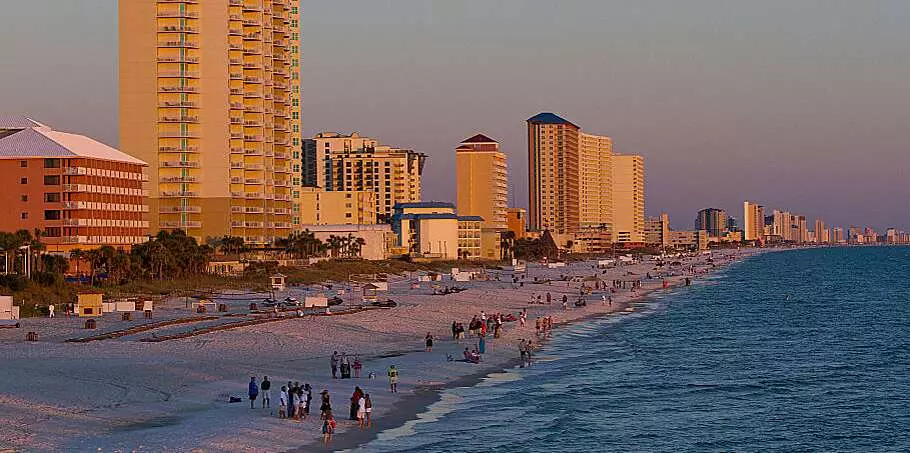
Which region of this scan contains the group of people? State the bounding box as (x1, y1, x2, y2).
(518, 338, 535, 367)
(330, 351, 363, 379)
(535, 316, 554, 336)
(279, 381, 313, 421)
(348, 386, 373, 429)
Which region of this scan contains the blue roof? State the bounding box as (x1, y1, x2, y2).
(527, 112, 577, 128)
(393, 201, 456, 209)
(394, 213, 459, 220)
(458, 216, 485, 222)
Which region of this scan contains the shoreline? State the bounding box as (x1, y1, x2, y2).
(313, 257, 751, 452)
(0, 249, 763, 452)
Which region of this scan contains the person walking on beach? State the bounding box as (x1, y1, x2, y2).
(364, 393, 373, 428)
(322, 411, 336, 446)
(546, 292, 552, 304)
(388, 365, 399, 393)
(350, 386, 364, 420)
(520, 309, 527, 327)
(331, 351, 339, 379)
(357, 392, 367, 429)
(320, 390, 332, 419)
(425, 332, 434, 352)
(260, 376, 271, 409)
(278, 386, 288, 419)
(289, 385, 300, 420)
(525, 339, 533, 367)
(519, 339, 527, 367)
(48, 304, 55, 318)
(353, 357, 363, 378)
(452, 321, 458, 340)
(304, 384, 313, 416)
(247, 377, 259, 409)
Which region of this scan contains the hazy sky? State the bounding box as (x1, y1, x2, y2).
(3, 1, 910, 230)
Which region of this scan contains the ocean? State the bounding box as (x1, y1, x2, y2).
(351, 247, 910, 452)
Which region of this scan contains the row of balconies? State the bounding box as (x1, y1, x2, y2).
(61, 184, 148, 196)
(159, 116, 199, 123)
(62, 201, 149, 212)
(158, 146, 199, 153)
(61, 219, 150, 228)
(156, 11, 199, 19)
(158, 40, 199, 48)
(161, 161, 201, 168)
(159, 71, 200, 79)
(157, 56, 199, 63)
(159, 176, 199, 183)
(160, 191, 199, 198)
(159, 85, 199, 93)
(61, 236, 150, 245)
(158, 25, 198, 34)
(161, 221, 202, 229)
(159, 206, 202, 213)
(159, 101, 198, 108)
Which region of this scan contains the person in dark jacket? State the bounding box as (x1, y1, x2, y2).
(349, 386, 364, 420)
(260, 376, 271, 408)
(248, 377, 259, 409)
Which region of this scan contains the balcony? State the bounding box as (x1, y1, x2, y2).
(159, 191, 200, 198)
(243, 32, 262, 41)
(159, 85, 199, 93)
(62, 184, 84, 192)
(161, 221, 203, 229)
(230, 147, 244, 154)
(158, 26, 199, 34)
(245, 222, 265, 228)
(158, 40, 200, 48)
(245, 207, 265, 214)
(243, 76, 262, 84)
(243, 135, 263, 141)
(244, 148, 263, 156)
(159, 131, 200, 138)
(161, 161, 201, 168)
(159, 176, 199, 183)
(231, 206, 244, 213)
(160, 206, 202, 213)
(245, 178, 263, 185)
(62, 201, 88, 210)
(230, 72, 243, 80)
(159, 145, 200, 153)
(157, 56, 199, 63)
(242, 19, 261, 27)
(159, 116, 200, 123)
(230, 162, 244, 169)
(159, 71, 200, 79)
(159, 101, 198, 108)
(156, 11, 200, 18)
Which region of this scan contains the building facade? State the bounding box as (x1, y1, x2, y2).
(0, 117, 149, 252)
(743, 201, 765, 242)
(527, 113, 580, 234)
(301, 224, 393, 261)
(307, 133, 425, 223)
(120, 0, 302, 245)
(298, 188, 376, 225)
(695, 208, 728, 238)
(579, 132, 614, 230)
(390, 202, 484, 260)
(612, 154, 645, 243)
(506, 208, 527, 239)
(455, 134, 508, 231)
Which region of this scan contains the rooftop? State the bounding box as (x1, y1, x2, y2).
(393, 201, 456, 210)
(527, 112, 578, 128)
(460, 133, 498, 144)
(0, 116, 146, 165)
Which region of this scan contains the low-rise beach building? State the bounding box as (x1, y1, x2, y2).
(0, 116, 149, 252)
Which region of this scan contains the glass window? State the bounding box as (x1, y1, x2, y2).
(20, 212, 27, 219)
(19, 160, 27, 168)
(20, 177, 28, 184)
(43, 175, 60, 185)
(43, 158, 61, 168)
(44, 193, 60, 202)
(20, 195, 28, 202)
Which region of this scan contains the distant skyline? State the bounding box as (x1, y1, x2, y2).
(2, 0, 909, 230)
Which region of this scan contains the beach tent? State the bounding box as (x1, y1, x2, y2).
(76, 292, 104, 317)
(270, 273, 287, 291)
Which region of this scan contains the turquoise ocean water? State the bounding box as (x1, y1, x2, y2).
(353, 247, 910, 452)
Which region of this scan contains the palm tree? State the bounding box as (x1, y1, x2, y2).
(70, 248, 84, 275)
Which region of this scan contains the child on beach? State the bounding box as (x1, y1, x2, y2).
(425, 332, 434, 352)
(357, 393, 367, 429)
(322, 412, 336, 445)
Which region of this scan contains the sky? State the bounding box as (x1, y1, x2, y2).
(2, 0, 910, 230)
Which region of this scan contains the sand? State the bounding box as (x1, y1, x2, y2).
(0, 250, 758, 452)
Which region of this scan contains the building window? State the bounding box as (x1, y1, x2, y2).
(44, 193, 60, 202)
(44, 210, 61, 220)
(21, 195, 28, 202)
(43, 175, 60, 185)
(19, 160, 27, 168)
(43, 158, 61, 168)
(20, 212, 27, 220)
(20, 177, 28, 185)
(43, 227, 61, 238)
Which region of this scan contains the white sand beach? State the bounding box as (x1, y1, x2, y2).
(0, 250, 758, 452)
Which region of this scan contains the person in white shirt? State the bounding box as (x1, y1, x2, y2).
(357, 395, 367, 429)
(278, 386, 288, 419)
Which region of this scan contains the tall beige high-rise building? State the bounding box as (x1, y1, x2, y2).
(527, 113, 620, 237)
(612, 154, 645, 243)
(579, 132, 613, 229)
(527, 113, 580, 234)
(120, 0, 302, 246)
(814, 218, 826, 243)
(455, 134, 508, 230)
(304, 132, 425, 223)
(743, 201, 765, 242)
